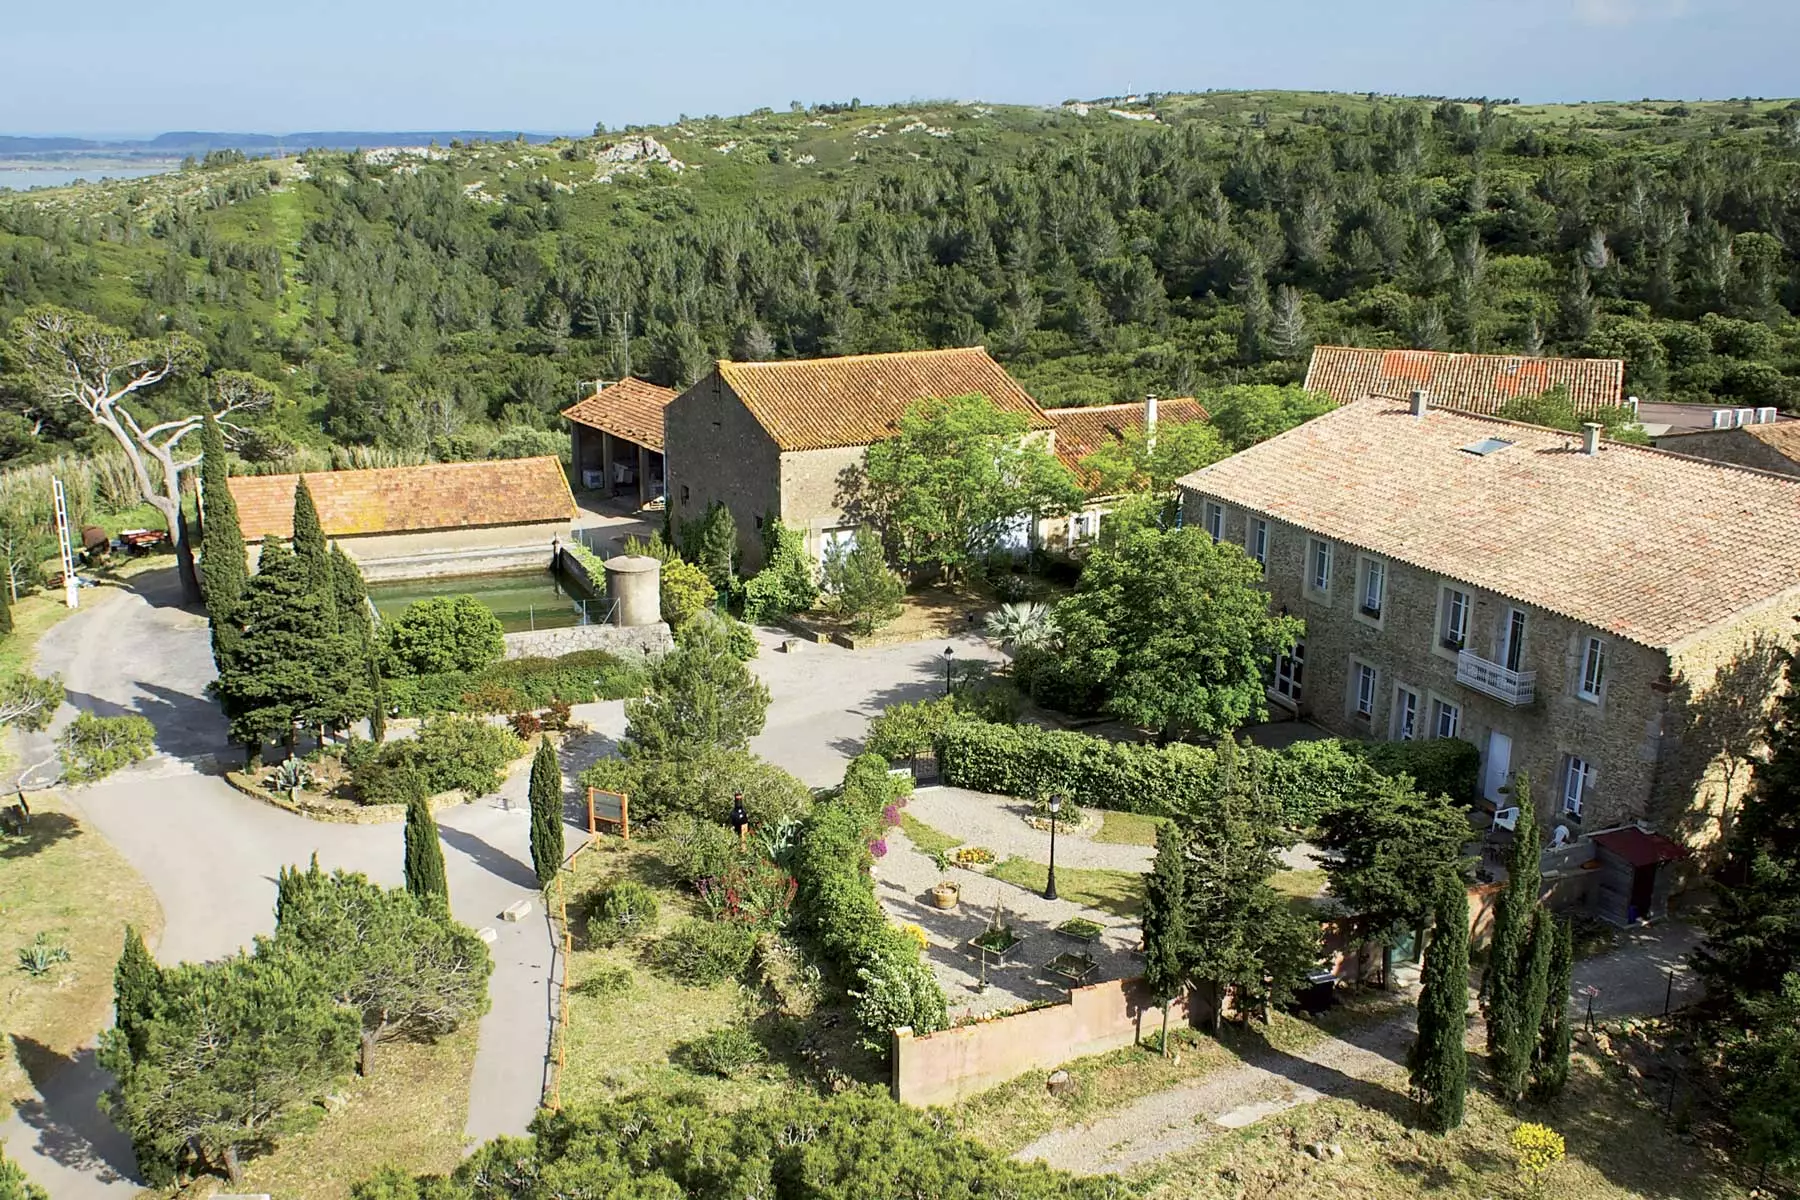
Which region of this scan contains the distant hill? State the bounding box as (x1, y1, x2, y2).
(0, 130, 564, 157)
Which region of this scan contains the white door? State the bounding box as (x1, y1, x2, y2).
(1483, 730, 1513, 804)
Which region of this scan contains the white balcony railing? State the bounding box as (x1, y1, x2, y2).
(1456, 649, 1536, 706)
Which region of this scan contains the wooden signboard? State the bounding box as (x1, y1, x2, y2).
(587, 787, 629, 841)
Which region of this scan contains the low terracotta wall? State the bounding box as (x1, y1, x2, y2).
(891, 975, 1195, 1107)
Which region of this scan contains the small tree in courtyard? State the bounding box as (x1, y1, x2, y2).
(821, 528, 903, 635)
(529, 736, 564, 887)
(1410, 880, 1470, 1132)
(1142, 821, 1190, 1055)
(624, 616, 770, 763)
(403, 796, 449, 905)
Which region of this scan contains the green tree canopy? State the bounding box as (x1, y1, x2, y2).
(624, 616, 771, 763)
(1202, 385, 1335, 451)
(1044, 524, 1303, 738)
(851, 393, 1081, 581)
(403, 796, 449, 904)
(1141, 820, 1190, 1053)
(821, 527, 904, 635)
(1079, 417, 1229, 497)
(381, 595, 505, 676)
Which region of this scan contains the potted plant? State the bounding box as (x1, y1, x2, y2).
(930, 850, 960, 910)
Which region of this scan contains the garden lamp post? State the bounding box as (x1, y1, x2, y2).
(1045, 793, 1062, 901)
(942, 645, 954, 696)
(729, 791, 749, 851)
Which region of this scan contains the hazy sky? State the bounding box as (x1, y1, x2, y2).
(6, 0, 1797, 135)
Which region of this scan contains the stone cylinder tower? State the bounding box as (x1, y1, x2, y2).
(602, 555, 662, 628)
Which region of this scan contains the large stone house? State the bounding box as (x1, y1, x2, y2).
(663, 347, 1054, 571)
(1304, 345, 1626, 416)
(1176, 393, 1800, 890)
(228, 457, 576, 580)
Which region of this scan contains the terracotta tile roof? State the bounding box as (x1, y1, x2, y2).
(1303, 346, 1625, 416)
(1744, 421, 1800, 464)
(1043, 399, 1211, 489)
(1175, 398, 1800, 650)
(227, 457, 575, 542)
(714, 347, 1052, 452)
(560, 377, 679, 451)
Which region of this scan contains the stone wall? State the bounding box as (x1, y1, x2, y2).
(245, 521, 571, 582)
(664, 370, 783, 571)
(503, 621, 673, 661)
(891, 976, 1196, 1107)
(778, 445, 867, 562)
(1178, 487, 1671, 838)
(1653, 429, 1800, 478)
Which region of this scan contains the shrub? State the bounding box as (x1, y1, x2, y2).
(1356, 737, 1481, 805)
(655, 813, 743, 883)
(791, 754, 946, 1054)
(572, 965, 633, 997)
(724, 617, 759, 661)
(586, 880, 661, 946)
(740, 520, 819, 623)
(865, 697, 967, 761)
(486, 426, 569, 461)
(351, 716, 523, 803)
(652, 919, 757, 986)
(587, 747, 810, 828)
(508, 711, 543, 738)
(659, 557, 716, 629)
(542, 698, 574, 731)
(676, 1023, 768, 1078)
(0, 673, 66, 732)
(384, 649, 643, 717)
(60, 712, 155, 783)
(382, 595, 505, 676)
(17, 931, 71, 977)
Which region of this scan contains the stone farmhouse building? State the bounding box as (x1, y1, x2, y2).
(1177, 394, 1800, 899)
(1304, 345, 1626, 416)
(228, 457, 576, 581)
(561, 377, 680, 506)
(664, 347, 1055, 572)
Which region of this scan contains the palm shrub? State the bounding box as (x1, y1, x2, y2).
(984, 601, 1061, 653)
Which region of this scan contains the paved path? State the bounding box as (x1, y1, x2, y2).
(1, 572, 559, 1197)
(906, 786, 1156, 873)
(1016, 918, 1711, 1177)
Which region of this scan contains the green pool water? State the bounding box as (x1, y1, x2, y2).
(366, 569, 599, 633)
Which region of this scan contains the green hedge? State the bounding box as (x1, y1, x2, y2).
(791, 754, 946, 1053)
(934, 722, 1480, 825)
(385, 649, 644, 716)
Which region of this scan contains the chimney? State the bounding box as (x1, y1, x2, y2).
(1409, 388, 1429, 418)
(1581, 422, 1602, 456)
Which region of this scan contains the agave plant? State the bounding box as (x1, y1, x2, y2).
(18, 932, 70, 978)
(983, 601, 1061, 653)
(272, 757, 313, 796)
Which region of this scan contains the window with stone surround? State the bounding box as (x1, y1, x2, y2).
(1393, 684, 1420, 740)
(1438, 585, 1470, 652)
(1561, 754, 1594, 820)
(1358, 556, 1386, 620)
(1308, 538, 1333, 597)
(1352, 661, 1377, 719)
(1579, 637, 1606, 702)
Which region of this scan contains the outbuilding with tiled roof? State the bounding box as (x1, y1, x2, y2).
(226, 457, 576, 580)
(1304, 345, 1625, 417)
(561, 377, 680, 507)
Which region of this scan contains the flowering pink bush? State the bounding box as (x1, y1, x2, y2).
(869, 838, 889, 858)
(882, 803, 902, 827)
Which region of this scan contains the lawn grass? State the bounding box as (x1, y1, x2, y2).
(900, 812, 961, 856)
(987, 857, 1144, 920)
(235, 1028, 479, 1200)
(1128, 1048, 1754, 1200)
(1089, 809, 1165, 846)
(0, 790, 164, 1105)
(1271, 868, 1329, 915)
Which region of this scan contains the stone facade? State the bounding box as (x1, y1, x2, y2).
(1176, 487, 1799, 844)
(778, 445, 865, 562)
(1653, 428, 1800, 477)
(664, 369, 783, 571)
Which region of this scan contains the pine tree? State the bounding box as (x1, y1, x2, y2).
(529, 736, 564, 887)
(403, 796, 449, 905)
(1503, 907, 1557, 1101)
(1482, 778, 1539, 1069)
(1410, 880, 1470, 1132)
(291, 476, 336, 630)
(693, 501, 737, 596)
(1533, 916, 1575, 1100)
(0, 1138, 49, 1200)
(1142, 822, 1190, 1055)
(197, 412, 247, 621)
(114, 924, 162, 1058)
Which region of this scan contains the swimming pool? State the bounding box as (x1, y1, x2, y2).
(365, 568, 601, 634)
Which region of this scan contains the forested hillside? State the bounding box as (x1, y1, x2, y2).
(2, 91, 1798, 466)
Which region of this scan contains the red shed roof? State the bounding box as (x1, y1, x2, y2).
(1592, 827, 1691, 868)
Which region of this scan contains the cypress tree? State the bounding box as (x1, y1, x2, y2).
(1141, 821, 1190, 1056)
(198, 412, 247, 620)
(403, 796, 449, 905)
(291, 476, 336, 630)
(1482, 778, 1539, 1069)
(114, 923, 162, 1058)
(0, 585, 11, 638)
(1533, 916, 1575, 1100)
(367, 643, 387, 744)
(331, 544, 370, 642)
(529, 736, 564, 887)
(1410, 880, 1470, 1132)
(1503, 906, 1557, 1102)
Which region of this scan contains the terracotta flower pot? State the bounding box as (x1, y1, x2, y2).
(931, 883, 960, 910)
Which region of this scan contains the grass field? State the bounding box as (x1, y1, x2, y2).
(233, 1029, 478, 1200)
(899, 812, 961, 856)
(0, 790, 163, 1106)
(1090, 809, 1165, 846)
(988, 857, 1144, 920)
